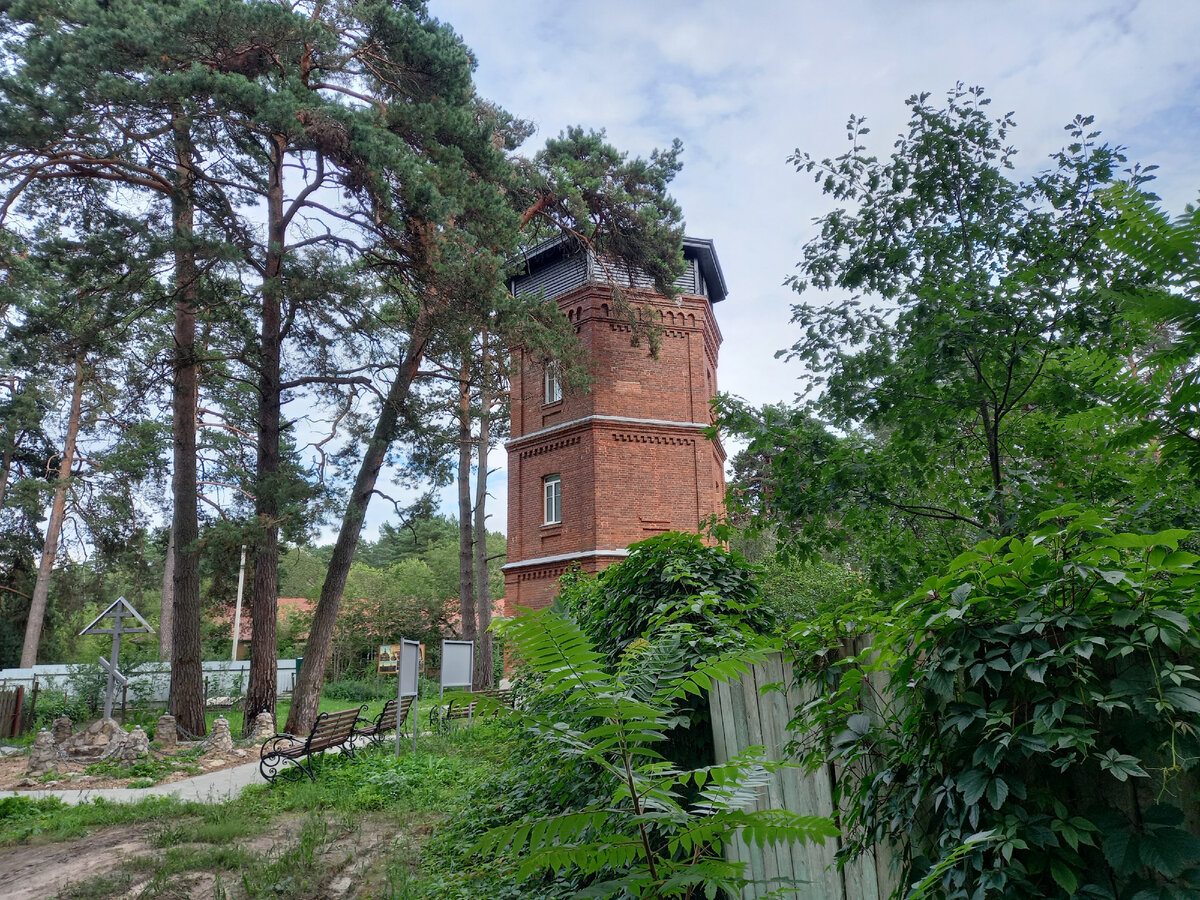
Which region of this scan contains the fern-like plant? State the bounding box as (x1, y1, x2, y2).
(478, 608, 836, 899)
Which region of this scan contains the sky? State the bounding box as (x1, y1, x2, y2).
(368, 0, 1200, 539)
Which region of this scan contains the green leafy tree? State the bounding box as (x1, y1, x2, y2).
(560, 531, 773, 668)
(721, 86, 1155, 590)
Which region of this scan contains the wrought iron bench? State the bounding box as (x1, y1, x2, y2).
(355, 696, 414, 748)
(429, 688, 514, 733)
(259, 705, 365, 783)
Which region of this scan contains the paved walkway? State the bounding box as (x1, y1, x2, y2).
(0, 757, 265, 805)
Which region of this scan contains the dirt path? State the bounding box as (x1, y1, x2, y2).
(0, 813, 427, 899)
(0, 824, 155, 900)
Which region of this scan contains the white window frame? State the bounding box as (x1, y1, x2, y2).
(543, 474, 562, 525)
(544, 361, 562, 404)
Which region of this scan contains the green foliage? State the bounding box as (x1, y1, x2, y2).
(32, 689, 92, 729)
(350, 753, 490, 812)
(732, 527, 868, 624)
(1080, 184, 1200, 477)
(84, 755, 200, 783)
(720, 86, 1177, 598)
(790, 510, 1200, 898)
(322, 677, 395, 703)
(473, 607, 837, 899)
(560, 532, 773, 667)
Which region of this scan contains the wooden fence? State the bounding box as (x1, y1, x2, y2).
(0, 685, 24, 738)
(709, 652, 900, 900)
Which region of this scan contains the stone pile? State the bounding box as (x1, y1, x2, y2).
(121, 726, 150, 763)
(60, 718, 127, 763)
(250, 711, 275, 742)
(26, 730, 58, 777)
(209, 716, 233, 752)
(156, 714, 178, 749)
(50, 716, 73, 744)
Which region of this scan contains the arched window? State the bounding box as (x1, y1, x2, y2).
(544, 361, 562, 404)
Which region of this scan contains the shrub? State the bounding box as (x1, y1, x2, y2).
(33, 690, 91, 729)
(474, 607, 836, 899)
(322, 677, 394, 703)
(560, 531, 772, 666)
(791, 508, 1200, 898)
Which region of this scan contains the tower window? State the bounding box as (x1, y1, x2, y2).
(544, 362, 562, 404)
(543, 474, 562, 525)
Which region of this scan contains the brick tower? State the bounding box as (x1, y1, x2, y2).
(503, 236, 728, 611)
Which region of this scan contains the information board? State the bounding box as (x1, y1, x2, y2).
(398, 640, 420, 698)
(440, 640, 474, 694)
(396, 639, 421, 756)
(377, 644, 398, 675)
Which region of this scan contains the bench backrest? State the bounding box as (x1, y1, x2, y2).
(447, 688, 513, 719)
(307, 706, 363, 752)
(369, 695, 413, 732)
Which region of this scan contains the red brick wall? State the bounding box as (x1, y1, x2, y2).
(505, 283, 725, 613)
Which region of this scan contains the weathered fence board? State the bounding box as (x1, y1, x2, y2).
(710, 652, 895, 900)
(0, 685, 22, 738)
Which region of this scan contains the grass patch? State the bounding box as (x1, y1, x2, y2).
(56, 869, 136, 899)
(0, 795, 208, 845)
(84, 753, 202, 783)
(237, 814, 332, 898)
(3, 718, 521, 899)
(150, 803, 267, 848)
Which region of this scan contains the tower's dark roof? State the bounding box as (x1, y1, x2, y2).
(511, 235, 728, 303)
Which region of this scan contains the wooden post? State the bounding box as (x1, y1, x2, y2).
(27, 679, 38, 735)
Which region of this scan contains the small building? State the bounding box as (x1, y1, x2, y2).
(503, 236, 728, 611)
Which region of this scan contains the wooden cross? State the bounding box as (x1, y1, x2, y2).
(79, 597, 155, 720)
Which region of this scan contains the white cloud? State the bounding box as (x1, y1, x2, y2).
(393, 0, 1200, 536)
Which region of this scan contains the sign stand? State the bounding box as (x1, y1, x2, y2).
(397, 639, 420, 757)
(439, 640, 474, 699)
(79, 597, 154, 720)
(440, 639, 474, 721)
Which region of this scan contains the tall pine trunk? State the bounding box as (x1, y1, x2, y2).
(284, 312, 435, 734)
(457, 359, 477, 653)
(168, 113, 206, 736)
(0, 432, 13, 507)
(20, 356, 85, 667)
(159, 526, 175, 661)
(473, 333, 493, 689)
(243, 136, 285, 734)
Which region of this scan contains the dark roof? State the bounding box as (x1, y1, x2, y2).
(682, 236, 727, 304)
(511, 234, 728, 303)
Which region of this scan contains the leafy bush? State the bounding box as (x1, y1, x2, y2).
(560, 532, 775, 775)
(33, 690, 91, 729)
(322, 677, 394, 703)
(791, 508, 1200, 898)
(469, 608, 836, 899)
(561, 531, 772, 663)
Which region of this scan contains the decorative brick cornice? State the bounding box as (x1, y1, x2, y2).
(609, 432, 696, 446)
(507, 414, 711, 451)
(516, 434, 582, 460)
